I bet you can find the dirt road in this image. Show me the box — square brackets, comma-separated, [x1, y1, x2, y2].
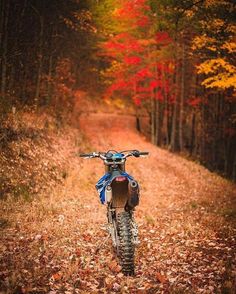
[0, 112, 235, 293]
[78, 112, 236, 293]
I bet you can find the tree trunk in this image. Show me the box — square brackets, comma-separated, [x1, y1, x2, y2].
[133, 81, 141, 132]
[0, 0, 4, 99]
[190, 112, 195, 155]
[170, 100, 178, 151]
[46, 53, 53, 105]
[9, 0, 27, 97]
[155, 98, 160, 145]
[1, 0, 10, 99]
[170, 60, 180, 151]
[35, 15, 44, 106]
[179, 42, 185, 151]
[200, 95, 206, 163]
[170, 31, 181, 152]
[225, 137, 236, 178]
[151, 92, 155, 144]
[0, 0, 4, 59]
[162, 67, 170, 146]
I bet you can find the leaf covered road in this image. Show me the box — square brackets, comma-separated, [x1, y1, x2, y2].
[0, 112, 235, 293]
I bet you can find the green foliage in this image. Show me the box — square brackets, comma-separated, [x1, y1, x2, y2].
[88, 0, 119, 37]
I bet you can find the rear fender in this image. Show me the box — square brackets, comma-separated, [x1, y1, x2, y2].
[95, 172, 134, 205]
[111, 177, 129, 208]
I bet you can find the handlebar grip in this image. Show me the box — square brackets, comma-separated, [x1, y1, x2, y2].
[132, 150, 149, 157]
[139, 152, 149, 156]
[79, 153, 93, 157]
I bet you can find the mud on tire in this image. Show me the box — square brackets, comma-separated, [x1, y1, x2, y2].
[117, 211, 135, 276]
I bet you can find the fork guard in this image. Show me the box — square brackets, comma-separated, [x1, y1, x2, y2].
[96, 172, 139, 205]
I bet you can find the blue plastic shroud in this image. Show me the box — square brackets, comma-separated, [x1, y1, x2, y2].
[96, 172, 134, 204]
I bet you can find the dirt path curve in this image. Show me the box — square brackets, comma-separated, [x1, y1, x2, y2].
[75, 112, 236, 293]
[1, 112, 235, 293]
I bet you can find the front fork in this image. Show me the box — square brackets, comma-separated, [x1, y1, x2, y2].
[107, 207, 118, 248]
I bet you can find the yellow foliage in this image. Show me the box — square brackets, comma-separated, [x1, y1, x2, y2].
[197, 58, 236, 75]
[192, 35, 215, 50]
[222, 42, 236, 53]
[113, 98, 126, 109]
[201, 73, 236, 90]
[100, 61, 123, 78]
[207, 46, 217, 52]
[205, 0, 230, 8]
[198, 18, 225, 33]
[226, 24, 236, 34]
[191, 0, 235, 92]
[185, 10, 194, 18]
[197, 58, 236, 90]
[211, 18, 225, 28]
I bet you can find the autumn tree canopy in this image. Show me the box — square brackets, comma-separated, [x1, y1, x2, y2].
[0, 0, 235, 178]
[92, 0, 236, 179]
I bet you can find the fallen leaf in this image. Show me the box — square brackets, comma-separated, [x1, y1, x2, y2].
[113, 282, 121, 291]
[156, 272, 168, 284]
[51, 272, 62, 281]
[108, 260, 122, 273]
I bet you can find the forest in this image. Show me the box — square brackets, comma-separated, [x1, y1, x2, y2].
[0, 0, 236, 293]
[0, 0, 235, 179]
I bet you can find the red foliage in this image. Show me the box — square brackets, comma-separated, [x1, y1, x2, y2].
[116, 0, 150, 21]
[156, 32, 172, 44]
[138, 92, 151, 99]
[188, 97, 202, 107]
[150, 80, 162, 89]
[155, 91, 164, 101]
[110, 81, 129, 91]
[127, 39, 144, 52]
[104, 41, 126, 52]
[136, 16, 150, 27]
[104, 34, 144, 54]
[133, 95, 142, 106]
[136, 68, 152, 78]
[124, 56, 142, 65]
[113, 32, 130, 41]
[169, 95, 176, 104]
[101, 0, 173, 106]
[137, 86, 151, 93]
[106, 79, 134, 98]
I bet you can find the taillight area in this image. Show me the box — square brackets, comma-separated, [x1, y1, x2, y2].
[115, 176, 127, 182]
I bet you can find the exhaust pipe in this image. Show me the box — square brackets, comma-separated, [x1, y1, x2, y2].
[127, 180, 139, 208]
[105, 185, 112, 203]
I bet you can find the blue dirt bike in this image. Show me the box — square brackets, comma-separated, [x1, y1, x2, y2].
[80, 150, 149, 275]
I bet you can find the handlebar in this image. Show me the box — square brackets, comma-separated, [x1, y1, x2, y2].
[79, 152, 106, 159]
[79, 153, 94, 158]
[79, 150, 149, 160]
[138, 152, 149, 156]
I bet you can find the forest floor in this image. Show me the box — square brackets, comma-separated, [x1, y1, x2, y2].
[0, 110, 236, 294]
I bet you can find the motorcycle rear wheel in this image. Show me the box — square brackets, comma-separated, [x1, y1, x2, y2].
[116, 211, 135, 276]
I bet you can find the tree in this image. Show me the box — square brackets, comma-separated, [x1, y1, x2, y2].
[99, 0, 173, 144]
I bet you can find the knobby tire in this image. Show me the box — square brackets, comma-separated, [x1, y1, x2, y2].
[116, 211, 135, 276]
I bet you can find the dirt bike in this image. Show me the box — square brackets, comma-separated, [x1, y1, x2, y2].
[79, 150, 149, 276]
